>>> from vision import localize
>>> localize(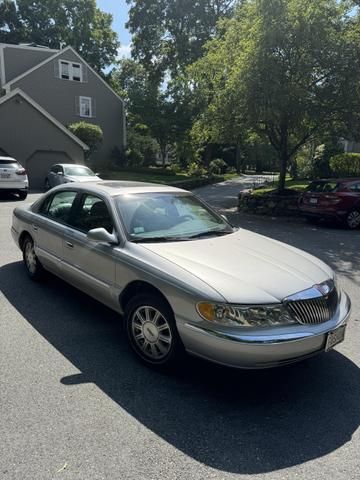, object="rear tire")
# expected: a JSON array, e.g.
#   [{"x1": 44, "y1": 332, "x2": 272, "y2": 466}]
[
  {"x1": 18, "y1": 191, "x2": 28, "y2": 200},
  {"x1": 345, "y1": 210, "x2": 360, "y2": 230},
  {"x1": 125, "y1": 294, "x2": 185, "y2": 370},
  {"x1": 22, "y1": 236, "x2": 44, "y2": 281}
]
